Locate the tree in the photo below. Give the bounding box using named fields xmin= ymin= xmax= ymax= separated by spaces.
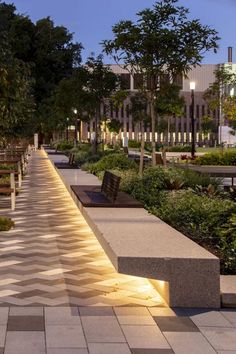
xmin=102 ymin=0 xmax=219 ymax=165
xmin=85 ymin=54 xmax=119 ymax=153
xmin=130 ymin=93 xmax=150 ymax=174
xmin=201 ymin=115 xmax=216 ymax=144
xmin=204 ymin=66 xmax=236 ymax=142
xmin=155 ymin=82 xmax=185 ymax=145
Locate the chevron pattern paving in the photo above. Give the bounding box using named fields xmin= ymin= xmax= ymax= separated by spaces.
xmin=0 ymin=150 xmax=164 ymax=307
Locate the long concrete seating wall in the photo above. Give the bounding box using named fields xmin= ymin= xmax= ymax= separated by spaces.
xmin=46 ymin=149 xmax=221 ymax=308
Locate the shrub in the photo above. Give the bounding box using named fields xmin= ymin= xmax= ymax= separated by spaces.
xmin=56 ymin=140 xmax=74 ymax=151
xmin=195 ymin=151 xmax=236 ymax=165
xmin=154 ymin=190 xmax=236 ymax=273
xmin=0 ymin=216 xmax=14 ymax=231
xmin=123 ymin=167 xmax=186 ymax=207
xmin=167 ymin=145 xmax=192 ymax=152
xmin=181 ymin=168 xmax=221 ymax=189
xmin=128 ymin=140 xmax=141 ymax=148
xmin=219 ymin=214 xmax=236 ymax=274
xmin=0 ymin=164 xmax=16 ymax=170
xmin=83 ymin=153 xmax=138 ymax=175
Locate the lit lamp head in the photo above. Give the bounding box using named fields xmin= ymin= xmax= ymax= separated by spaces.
xmin=73 ymin=108 xmax=78 ymax=114
xmin=190 ymin=81 xmax=196 ymax=91
xmin=230 ymin=87 xmax=235 ymax=97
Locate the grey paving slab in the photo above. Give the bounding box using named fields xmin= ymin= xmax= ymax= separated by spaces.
xmin=121 ymin=325 xmax=170 ymax=349
xmin=221 ymin=310 xmax=236 ymax=325
xmin=0 ymin=308 xmax=9 ymax=324
xmin=46 ymin=325 xmax=87 ymax=348
xmin=7 ymin=315 xmax=44 ymax=331
xmin=9 ymin=307 xmax=43 ymax=316
xmin=45 ymin=307 xmax=81 ymax=325
xmin=115 ymin=306 xmax=156 ymax=325
xmin=217 ymin=351 xmax=236 ymax=354
xmin=88 ymin=343 xmax=131 ymax=354
xmin=164 ymin=332 xmax=217 ymax=354
xmin=131 ymin=350 xmax=174 ymax=354
xmin=47 ymin=350 xmax=88 ymax=354
xmin=4 ymin=331 xmax=45 ymax=354
xmin=79 ymin=306 xmax=114 ymax=316
xmin=185 ymin=309 xmax=233 ymax=327
xmin=154 ymin=316 xmax=199 ymax=332
xmin=199 ymin=327 xmax=236 ymax=351
xmin=0 ymin=326 xmax=6 ymax=347
xmin=148 ymin=307 xmax=185 ymax=317
xmin=81 ymin=316 xmax=126 ymax=343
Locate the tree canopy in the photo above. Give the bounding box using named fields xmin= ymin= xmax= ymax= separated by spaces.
xmin=102 ymin=0 xmax=219 ymax=164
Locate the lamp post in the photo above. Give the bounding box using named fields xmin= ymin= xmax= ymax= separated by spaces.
xmin=73 ymin=108 xmax=78 ymax=147
xmin=190 ymin=81 xmax=196 ymax=159
xmin=66 ymin=117 xmax=69 ymax=141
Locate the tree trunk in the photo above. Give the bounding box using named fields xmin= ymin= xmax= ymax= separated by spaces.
xmin=150 ymin=97 xmax=156 ymax=166
xmin=139 ymin=121 xmax=145 ymax=176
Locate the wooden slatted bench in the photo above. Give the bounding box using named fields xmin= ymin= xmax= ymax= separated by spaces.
xmin=0 ymin=170 xmax=16 ymax=210
xmin=71 ymin=171 xmax=142 ymax=208
xmin=0 ymin=160 xmax=22 ymax=187
xmin=54 ymin=153 xmax=78 ymax=169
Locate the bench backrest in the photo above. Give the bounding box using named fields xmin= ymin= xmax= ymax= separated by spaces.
xmin=68 ymin=153 xmax=75 ymax=165
xmin=101 ymin=171 xmax=121 ymax=203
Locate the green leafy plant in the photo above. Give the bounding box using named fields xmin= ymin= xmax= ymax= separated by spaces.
xmin=0 ymin=216 xmax=14 ymax=231
xmin=83 ymin=153 xmax=138 ymax=174
xmin=195 ymin=151 xmax=236 ymax=165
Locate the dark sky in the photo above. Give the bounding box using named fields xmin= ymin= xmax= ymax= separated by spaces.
xmin=4 ymin=0 xmax=235 ymax=64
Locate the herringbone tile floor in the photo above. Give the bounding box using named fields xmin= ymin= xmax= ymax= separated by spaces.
xmin=0 ymin=150 xmax=163 ymax=307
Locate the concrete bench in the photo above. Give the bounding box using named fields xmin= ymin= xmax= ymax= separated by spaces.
xmin=46 ymin=149 xmax=221 ymax=308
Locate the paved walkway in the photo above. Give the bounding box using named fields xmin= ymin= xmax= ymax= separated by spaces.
xmin=0 ymin=150 xmax=235 ymax=353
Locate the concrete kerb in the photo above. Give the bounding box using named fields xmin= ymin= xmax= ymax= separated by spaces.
xmin=45 ymin=149 xmax=221 ymax=308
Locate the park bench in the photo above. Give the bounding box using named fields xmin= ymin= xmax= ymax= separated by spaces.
xmin=0 ymin=158 xmax=24 ymax=182
xmin=0 ymin=169 xmax=16 ymax=210
xmin=54 ymin=153 xmax=78 ymax=169
xmin=71 ymin=170 xmax=142 ymax=207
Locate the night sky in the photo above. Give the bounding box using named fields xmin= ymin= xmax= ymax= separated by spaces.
xmin=3 ymin=0 xmax=235 ymax=64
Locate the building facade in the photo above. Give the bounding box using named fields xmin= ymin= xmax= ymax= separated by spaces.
xmin=81 ymin=62 xmax=235 ymax=145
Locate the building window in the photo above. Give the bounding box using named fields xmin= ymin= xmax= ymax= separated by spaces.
xmin=184 ymin=123 xmax=187 ymax=132
xmin=87 ymin=123 xmax=90 ymax=132
xmin=127 ymin=122 xmax=129 ymax=132
xmin=184 ymin=105 xmax=187 ymax=116
xmin=120 ymin=74 xmax=131 ymax=90
xmin=133 ymin=74 xmax=143 ymax=89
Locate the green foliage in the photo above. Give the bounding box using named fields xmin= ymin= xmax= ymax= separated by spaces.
xmin=107 ymin=119 xmax=122 ymax=134
xmin=154 ymin=190 xmax=236 ymax=274
xmin=0 ymin=216 xmax=14 ymax=231
xmin=83 ymin=153 xmax=138 ymax=174
xmin=195 ymin=151 xmax=236 ymax=165
xmin=166 ymin=145 xmax=192 ymax=152
xmin=181 ymin=169 xmax=221 ymax=189
xmin=0 ymin=164 xmax=16 ymax=170
xmin=55 ymin=140 xmax=74 ymax=151
xmin=219 ymin=214 xmax=236 ymax=273
xmin=128 ymin=140 xmax=141 ymax=148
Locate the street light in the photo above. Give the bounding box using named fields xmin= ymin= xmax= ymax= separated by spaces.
xmin=190 ymin=81 xmax=196 ymax=159
xmin=66 ymin=117 xmax=69 ymax=141
xmin=73 ymin=108 xmax=78 ymax=146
